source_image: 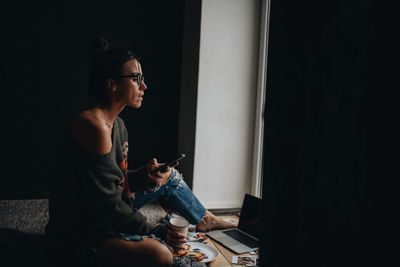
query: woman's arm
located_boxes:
[79,155,155,235]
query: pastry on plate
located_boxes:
[187,251,206,262]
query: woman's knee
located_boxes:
[98,237,172,267]
[144,239,173,266]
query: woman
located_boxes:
[45,38,236,267]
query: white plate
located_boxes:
[186,241,219,263]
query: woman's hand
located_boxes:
[146,158,179,186]
[166,229,188,250]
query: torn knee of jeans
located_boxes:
[176,178,186,189]
[168,169,184,185]
[146,182,162,192]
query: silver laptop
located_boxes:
[207,193,261,254]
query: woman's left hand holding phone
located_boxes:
[146,158,179,186]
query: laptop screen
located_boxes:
[238,193,262,239]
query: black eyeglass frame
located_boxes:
[119,73,144,85]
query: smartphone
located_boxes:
[150,153,186,175]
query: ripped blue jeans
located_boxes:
[131,168,206,225]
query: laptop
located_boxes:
[206,193,261,254]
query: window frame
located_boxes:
[251,0,270,198]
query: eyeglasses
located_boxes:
[119,73,145,86]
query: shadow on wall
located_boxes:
[1,1,185,199]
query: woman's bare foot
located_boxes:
[196,210,238,232]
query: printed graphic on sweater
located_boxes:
[119,141,129,172]
[119,141,131,202]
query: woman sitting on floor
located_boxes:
[45,38,236,267]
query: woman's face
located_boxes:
[115,58,148,108]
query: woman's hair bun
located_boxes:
[88,37,111,59]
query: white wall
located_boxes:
[192,0,261,209]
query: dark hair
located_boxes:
[87,38,139,102]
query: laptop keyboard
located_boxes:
[223,229,258,248]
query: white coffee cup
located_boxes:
[168,217,189,237]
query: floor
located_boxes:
[0,199,258,266]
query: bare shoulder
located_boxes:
[71,108,112,155]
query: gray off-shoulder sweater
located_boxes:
[45,116,166,253]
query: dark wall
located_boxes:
[0,1,185,198]
[260,0,395,266]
